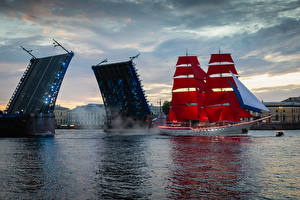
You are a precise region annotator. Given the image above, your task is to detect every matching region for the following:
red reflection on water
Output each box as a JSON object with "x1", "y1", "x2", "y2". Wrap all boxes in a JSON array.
[{"x1": 166, "y1": 136, "x2": 253, "y2": 199}]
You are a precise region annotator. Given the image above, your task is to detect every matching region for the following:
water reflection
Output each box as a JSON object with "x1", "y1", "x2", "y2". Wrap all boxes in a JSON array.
[
  {"x1": 1, "y1": 131, "x2": 299, "y2": 199},
  {"x1": 166, "y1": 136, "x2": 255, "y2": 199},
  {"x1": 94, "y1": 135, "x2": 152, "y2": 199},
  {"x1": 0, "y1": 138, "x2": 53, "y2": 199}
]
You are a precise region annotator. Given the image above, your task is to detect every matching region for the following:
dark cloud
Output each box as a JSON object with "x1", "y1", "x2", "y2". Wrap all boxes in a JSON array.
[
  {"x1": 1, "y1": 0, "x2": 297, "y2": 32},
  {"x1": 0, "y1": 36, "x2": 66, "y2": 62},
  {"x1": 0, "y1": 0, "x2": 299, "y2": 107},
  {"x1": 253, "y1": 84, "x2": 300, "y2": 101}
]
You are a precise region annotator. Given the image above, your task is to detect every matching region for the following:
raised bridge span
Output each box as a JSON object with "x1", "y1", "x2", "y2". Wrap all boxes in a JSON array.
[
  {"x1": 0, "y1": 41, "x2": 73, "y2": 137},
  {"x1": 92, "y1": 59, "x2": 151, "y2": 130},
  {"x1": 6, "y1": 53, "x2": 73, "y2": 115}
]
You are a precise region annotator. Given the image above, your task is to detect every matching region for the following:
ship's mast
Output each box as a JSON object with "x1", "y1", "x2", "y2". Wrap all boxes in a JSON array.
[
  {"x1": 186, "y1": 49, "x2": 190, "y2": 126},
  {"x1": 219, "y1": 48, "x2": 223, "y2": 92},
  {"x1": 186, "y1": 49, "x2": 189, "y2": 91}
]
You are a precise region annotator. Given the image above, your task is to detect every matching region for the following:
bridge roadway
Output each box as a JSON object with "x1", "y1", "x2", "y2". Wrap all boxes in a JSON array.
[
  {"x1": 92, "y1": 60, "x2": 151, "y2": 130},
  {"x1": 1, "y1": 52, "x2": 73, "y2": 137}
]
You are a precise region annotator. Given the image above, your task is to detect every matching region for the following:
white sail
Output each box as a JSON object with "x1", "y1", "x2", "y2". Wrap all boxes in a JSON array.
[{"x1": 230, "y1": 72, "x2": 269, "y2": 112}]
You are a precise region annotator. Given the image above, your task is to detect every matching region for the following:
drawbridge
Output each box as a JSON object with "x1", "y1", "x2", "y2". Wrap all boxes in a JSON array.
[
  {"x1": 0, "y1": 40, "x2": 73, "y2": 136},
  {"x1": 92, "y1": 57, "x2": 151, "y2": 129}
]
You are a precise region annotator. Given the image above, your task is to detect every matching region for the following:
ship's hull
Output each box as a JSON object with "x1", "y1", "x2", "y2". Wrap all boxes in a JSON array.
[
  {"x1": 0, "y1": 114, "x2": 55, "y2": 137},
  {"x1": 159, "y1": 122, "x2": 252, "y2": 136},
  {"x1": 159, "y1": 117, "x2": 271, "y2": 136}
]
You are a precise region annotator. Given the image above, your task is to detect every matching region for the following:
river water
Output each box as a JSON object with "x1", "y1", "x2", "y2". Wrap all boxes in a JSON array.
[{"x1": 0, "y1": 130, "x2": 299, "y2": 199}]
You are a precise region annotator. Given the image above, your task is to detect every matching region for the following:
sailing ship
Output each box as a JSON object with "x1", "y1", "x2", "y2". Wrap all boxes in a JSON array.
[{"x1": 159, "y1": 53, "x2": 270, "y2": 136}]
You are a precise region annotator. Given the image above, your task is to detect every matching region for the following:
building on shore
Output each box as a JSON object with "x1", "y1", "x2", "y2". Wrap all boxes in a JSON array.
[
  {"x1": 68, "y1": 104, "x2": 105, "y2": 128},
  {"x1": 261, "y1": 102, "x2": 300, "y2": 123},
  {"x1": 282, "y1": 96, "x2": 300, "y2": 103},
  {"x1": 251, "y1": 101, "x2": 300, "y2": 130},
  {"x1": 54, "y1": 105, "x2": 70, "y2": 127},
  {"x1": 150, "y1": 105, "x2": 161, "y2": 116}
]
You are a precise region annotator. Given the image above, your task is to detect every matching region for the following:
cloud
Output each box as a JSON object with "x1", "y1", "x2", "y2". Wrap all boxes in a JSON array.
[
  {"x1": 252, "y1": 84, "x2": 300, "y2": 93},
  {"x1": 264, "y1": 52, "x2": 300, "y2": 63},
  {"x1": 241, "y1": 72, "x2": 300, "y2": 96},
  {"x1": 0, "y1": 0, "x2": 299, "y2": 109},
  {"x1": 252, "y1": 85, "x2": 300, "y2": 102}
]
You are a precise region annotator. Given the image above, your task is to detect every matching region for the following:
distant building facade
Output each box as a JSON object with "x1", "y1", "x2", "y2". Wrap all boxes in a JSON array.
[
  {"x1": 260, "y1": 102, "x2": 300, "y2": 123},
  {"x1": 150, "y1": 105, "x2": 161, "y2": 116},
  {"x1": 68, "y1": 104, "x2": 106, "y2": 128},
  {"x1": 54, "y1": 105, "x2": 69, "y2": 127},
  {"x1": 252, "y1": 101, "x2": 300, "y2": 130},
  {"x1": 282, "y1": 96, "x2": 300, "y2": 103}
]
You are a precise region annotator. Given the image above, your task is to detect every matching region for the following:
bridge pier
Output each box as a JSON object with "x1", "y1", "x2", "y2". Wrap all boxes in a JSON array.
[{"x1": 0, "y1": 114, "x2": 56, "y2": 137}]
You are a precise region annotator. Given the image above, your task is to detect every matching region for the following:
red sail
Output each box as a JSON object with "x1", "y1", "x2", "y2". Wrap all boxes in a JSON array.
[
  {"x1": 167, "y1": 108, "x2": 177, "y2": 122},
  {"x1": 172, "y1": 105, "x2": 198, "y2": 121},
  {"x1": 174, "y1": 67, "x2": 193, "y2": 77},
  {"x1": 205, "y1": 106, "x2": 222, "y2": 122},
  {"x1": 206, "y1": 77, "x2": 236, "y2": 89},
  {"x1": 203, "y1": 52, "x2": 251, "y2": 123},
  {"x1": 209, "y1": 53, "x2": 234, "y2": 64},
  {"x1": 207, "y1": 64, "x2": 238, "y2": 75},
  {"x1": 198, "y1": 108, "x2": 209, "y2": 121},
  {"x1": 172, "y1": 91, "x2": 197, "y2": 106},
  {"x1": 167, "y1": 54, "x2": 251, "y2": 123},
  {"x1": 176, "y1": 56, "x2": 200, "y2": 65},
  {"x1": 219, "y1": 106, "x2": 235, "y2": 121},
  {"x1": 206, "y1": 91, "x2": 252, "y2": 122},
  {"x1": 204, "y1": 90, "x2": 251, "y2": 122},
  {"x1": 226, "y1": 92, "x2": 252, "y2": 120},
  {"x1": 172, "y1": 78, "x2": 197, "y2": 90},
  {"x1": 188, "y1": 57, "x2": 207, "y2": 80},
  {"x1": 204, "y1": 91, "x2": 233, "y2": 106},
  {"x1": 187, "y1": 56, "x2": 210, "y2": 121},
  {"x1": 206, "y1": 106, "x2": 235, "y2": 122},
  {"x1": 168, "y1": 56, "x2": 208, "y2": 122},
  {"x1": 203, "y1": 90, "x2": 251, "y2": 122},
  {"x1": 197, "y1": 91, "x2": 208, "y2": 120}
]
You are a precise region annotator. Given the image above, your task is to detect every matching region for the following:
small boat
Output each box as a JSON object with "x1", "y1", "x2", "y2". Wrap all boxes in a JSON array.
[
  {"x1": 275, "y1": 130, "x2": 284, "y2": 137},
  {"x1": 159, "y1": 53, "x2": 270, "y2": 136}
]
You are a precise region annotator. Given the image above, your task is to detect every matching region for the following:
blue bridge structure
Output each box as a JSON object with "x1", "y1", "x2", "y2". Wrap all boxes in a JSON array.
[
  {"x1": 92, "y1": 59, "x2": 151, "y2": 130},
  {"x1": 0, "y1": 40, "x2": 73, "y2": 137}
]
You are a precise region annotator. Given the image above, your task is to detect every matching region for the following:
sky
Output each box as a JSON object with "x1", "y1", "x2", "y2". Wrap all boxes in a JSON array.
[{"x1": 0, "y1": 0, "x2": 299, "y2": 110}]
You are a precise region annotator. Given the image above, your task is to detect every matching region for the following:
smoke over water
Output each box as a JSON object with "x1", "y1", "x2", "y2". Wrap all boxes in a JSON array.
[{"x1": 106, "y1": 115, "x2": 159, "y2": 135}]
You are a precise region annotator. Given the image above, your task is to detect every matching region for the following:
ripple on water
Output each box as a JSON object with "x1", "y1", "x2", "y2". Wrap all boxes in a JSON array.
[{"x1": 0, "y1": 130, "x2": 299, "y2": 199}]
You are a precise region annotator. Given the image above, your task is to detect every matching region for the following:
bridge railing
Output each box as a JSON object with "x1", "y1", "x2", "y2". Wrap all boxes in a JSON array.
[
  {"x1": 42, "y1": 52, "x2": 74, "y2": 113},
  {"x1": 5, "y1": 59, "x2": 34, "y2": 113}
]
